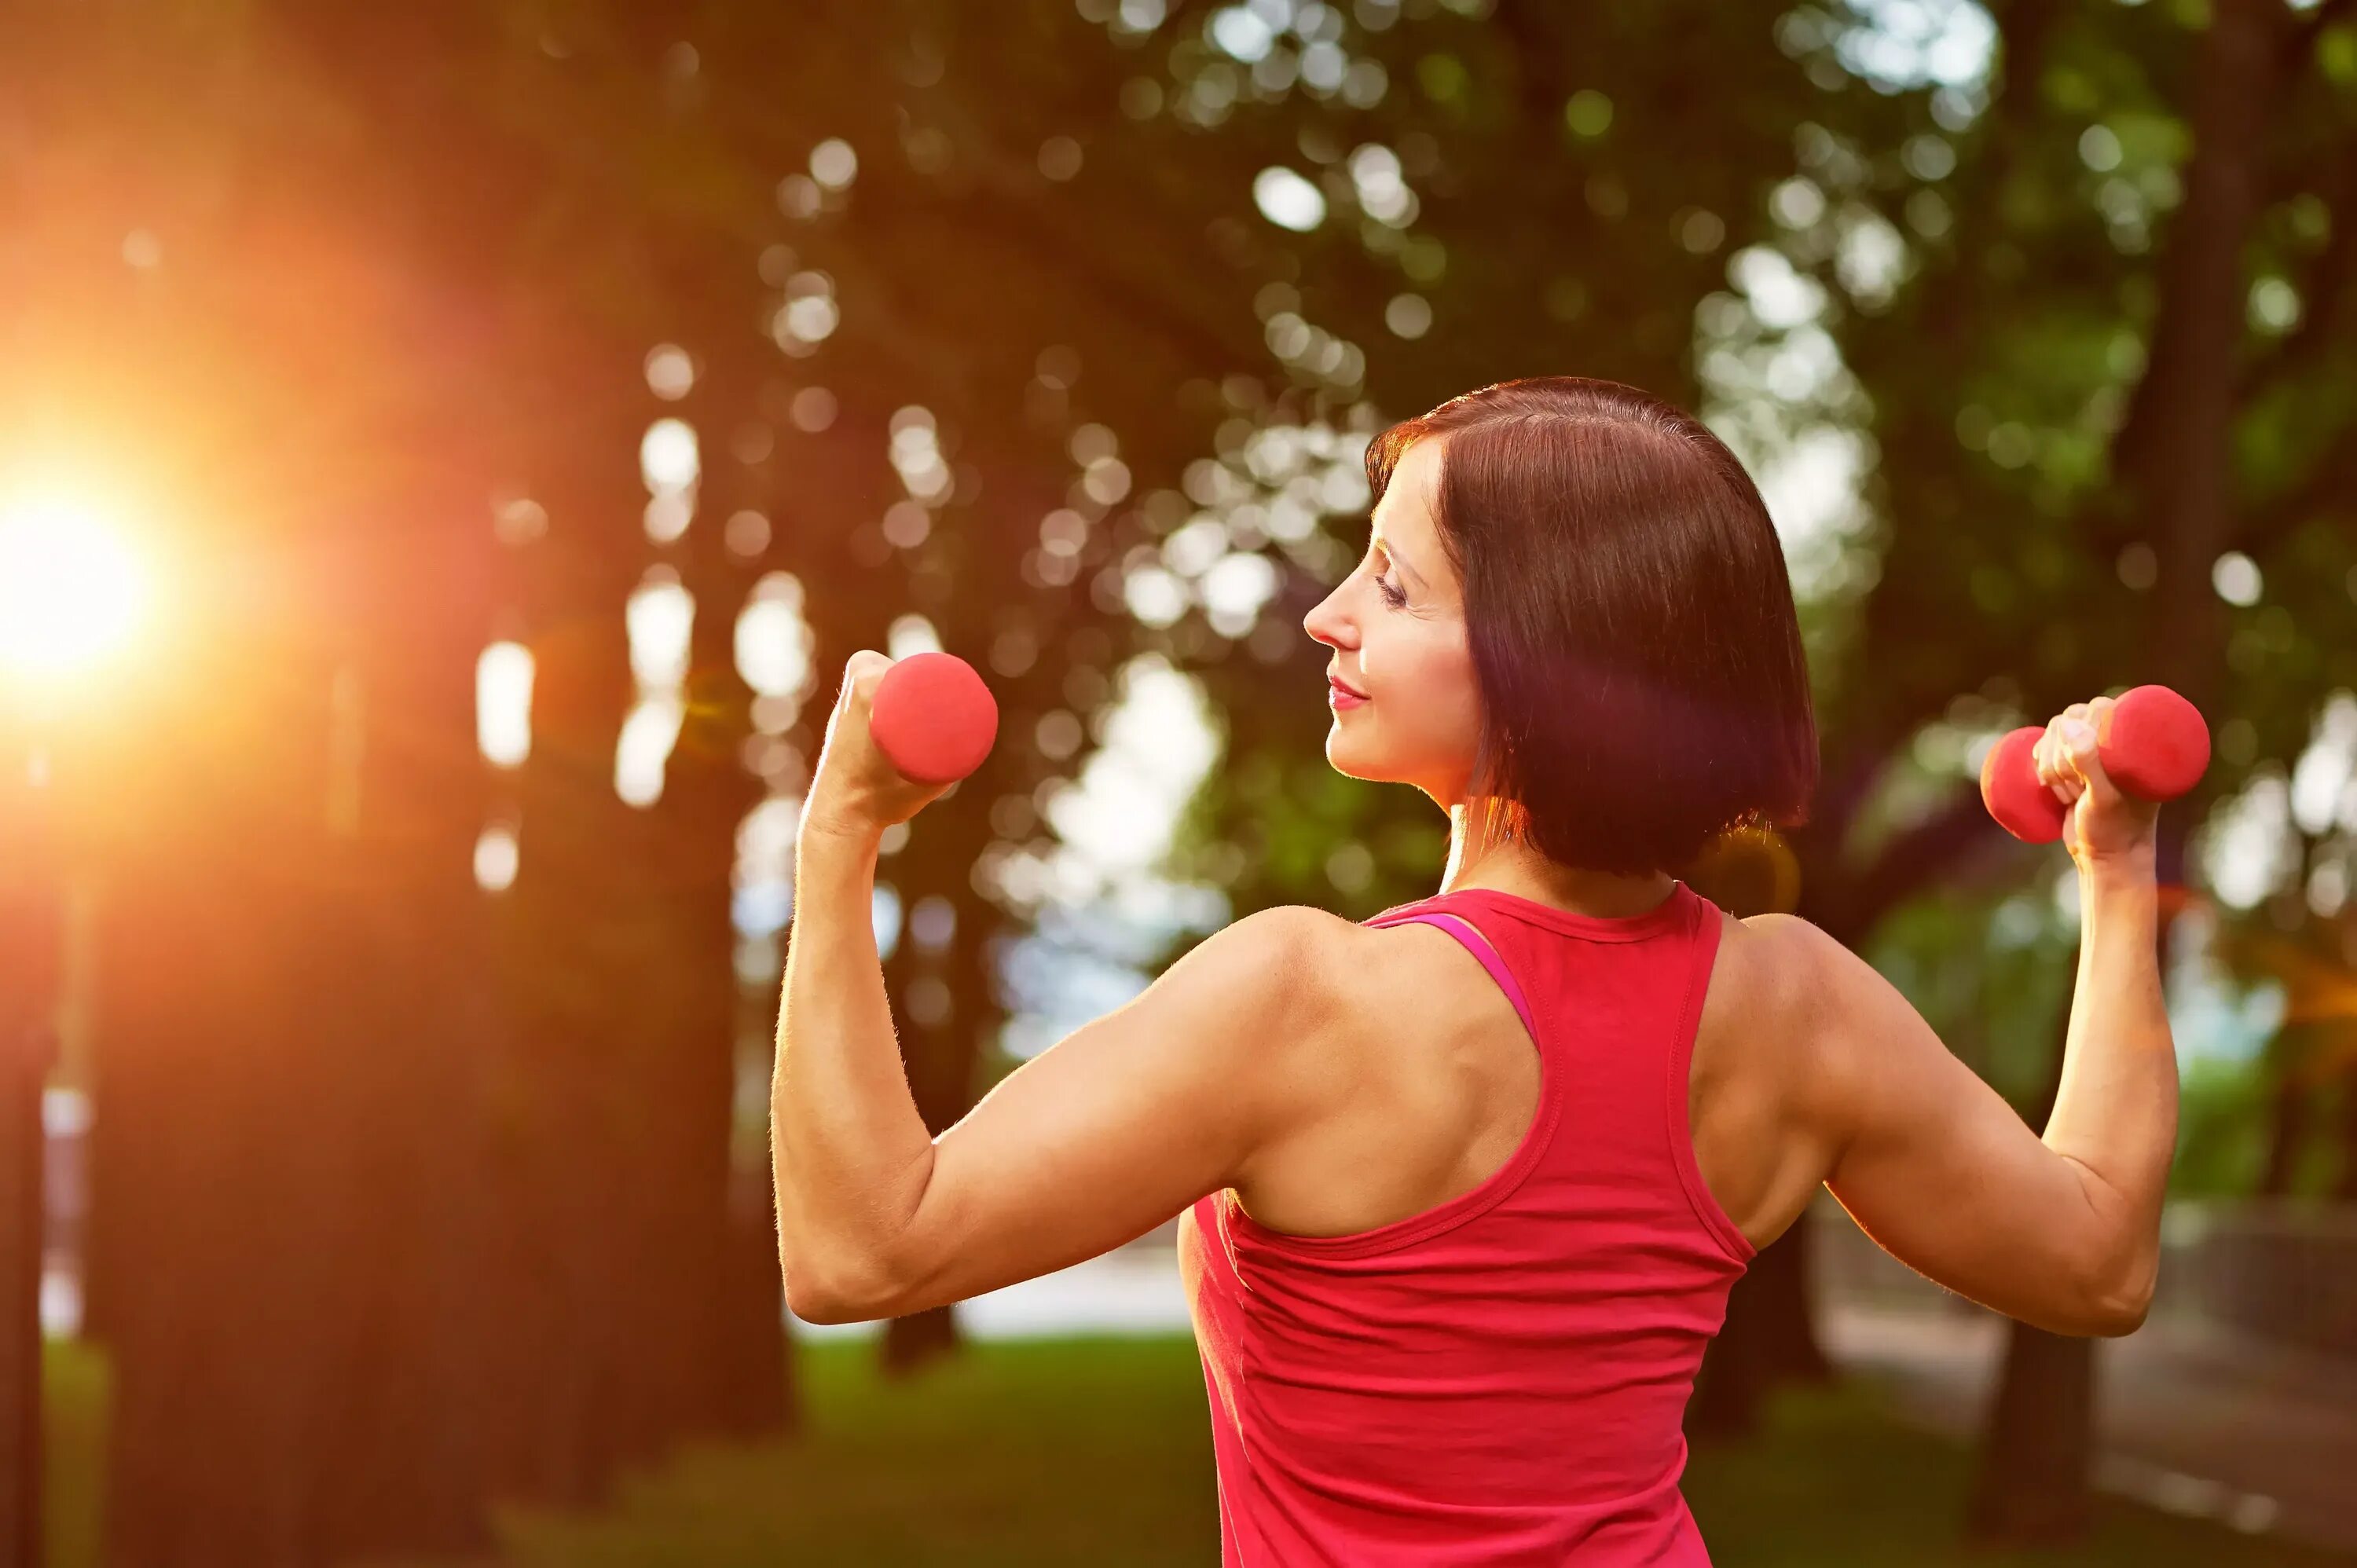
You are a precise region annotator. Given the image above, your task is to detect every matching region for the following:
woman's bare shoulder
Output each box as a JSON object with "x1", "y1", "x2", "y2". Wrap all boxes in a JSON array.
[
  {"x1": 1721, "y1": 910, "x2": 1925, "y2": 1140},
  {"x1": 1721, "y1": 912, "x2": 1858, "y2": 1069},
  {"x1": 1685, "y1": 910, "x2": 1863, "y2": 1242}
]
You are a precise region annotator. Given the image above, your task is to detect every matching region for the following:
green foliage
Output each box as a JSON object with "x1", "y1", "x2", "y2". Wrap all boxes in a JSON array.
[
  {"x1": 1862, "y1": 879, "x2": 2077, "y2": 1116},
  {"x1": 1164, "y1": 2, "x2": 1858, "y2": 922},
  {"x1": 1199, "y1": 0, "x2": 2357, "y2": 1222},
  {"x1": 28, "y1": 0, "x2": 2357, "y2": 1545},
  {"x1": 2172, "y1": 1055, "x2": 2278, "y2": 1198}
]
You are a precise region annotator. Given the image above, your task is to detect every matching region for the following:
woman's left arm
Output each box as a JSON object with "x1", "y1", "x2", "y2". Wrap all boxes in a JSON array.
[{"x1": 774, "y1": 822, "x2": 1335, "y2": 1324}]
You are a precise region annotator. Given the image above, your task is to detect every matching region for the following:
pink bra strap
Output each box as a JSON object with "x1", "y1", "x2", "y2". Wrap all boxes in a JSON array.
[{"x1": 1365, "y1": 910, "x2": 1539, "y2": 1049}]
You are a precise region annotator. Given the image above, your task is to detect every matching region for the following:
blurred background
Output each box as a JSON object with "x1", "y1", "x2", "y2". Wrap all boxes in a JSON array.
[{"x1": 2, "y1": 0, "x2": 2355, "y2": 1563}]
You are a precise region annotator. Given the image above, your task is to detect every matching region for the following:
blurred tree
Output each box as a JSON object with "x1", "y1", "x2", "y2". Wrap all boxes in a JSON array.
[
  {"x1": 3, "y1": 3, "x2": 810, "y2": 1558},
  {"x1": 12, "y1": 0, "x2": 1336, "y2": 1552},
  {"x1": 2218, "y1": 910, "x2": 2357, "y2": 1196},
  {"x1": 510, "y1": 0, "x2": 2357, "y2": 1541},
  {"x1": 17, "y1": 0, "x2": 2357, "y2": 1559},
  {"x1": 1750, "y1": 0, "x2": 2357, "y2": 1543},
  {"x1": 0, "y1": 745, "x2": 62, "y2": 1568},
  {"x1": 1146, "y1": 0, "x2": 2357, "y2": 1526}
]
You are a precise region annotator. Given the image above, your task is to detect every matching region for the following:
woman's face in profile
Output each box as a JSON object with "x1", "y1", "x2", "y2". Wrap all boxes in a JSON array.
[{"x1": 1302, "y1": 434, "x2": 1483, "y2": 808}]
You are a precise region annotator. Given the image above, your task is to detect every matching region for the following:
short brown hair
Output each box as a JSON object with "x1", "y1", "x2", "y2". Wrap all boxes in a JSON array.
[{"x1": 1366, "y1": 376, "x2": 1818, "y2": 877}]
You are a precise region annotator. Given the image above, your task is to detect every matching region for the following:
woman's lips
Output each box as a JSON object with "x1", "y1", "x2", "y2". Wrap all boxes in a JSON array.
[{"x1": 1329, "y1": 680, "x2": 1368, "y2": 709}]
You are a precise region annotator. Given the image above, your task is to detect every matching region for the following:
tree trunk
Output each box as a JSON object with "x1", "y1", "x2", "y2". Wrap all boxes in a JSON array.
[
  {"x1": 0, "y1": 767, "x2": 58, "y2": 1568},
  {"x1": 1967, "y1": 816, "x2": 2193, "y2": 1544},
  {"x1": 2333, "y1": 1069, "x2": 2357, "y2": 1202},
  {"x1": 1686, "y1": 1225, "x2": 1831, "y2": 1439},
  {"x1": 1745, "y1": 1222, "x2": 1831, "y2": 1390},
  {"x1": 2258, "y1": 1070, "x2": 2308, "y2": 1196},
  {"x1": 84, "y1": 456, "x2": 524, "y2": 1566},
  {"x1": 489, "y1": 406, "x2": 748, "y2": 1504},
  {"x1": 298, "y1": 498, "x2": 512, "y2": 1562},
  {"x1": 658, "y1": 336, "x2": 794, "y2": 1444},
  {"x1": 1965, "y1": 1322, "x2": 2099, "y2": 1544},
  {"x1": 88, "y1": 653, "x2": 376, "y2": 1568},
  {"x1": 880, "y1": 1305, "x2": 962, "y2": 1379}
]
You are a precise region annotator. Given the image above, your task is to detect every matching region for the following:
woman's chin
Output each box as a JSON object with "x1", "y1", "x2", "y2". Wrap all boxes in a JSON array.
[{"x1": 1322, "y1": 734, "x2": 1384, "y2": 782}]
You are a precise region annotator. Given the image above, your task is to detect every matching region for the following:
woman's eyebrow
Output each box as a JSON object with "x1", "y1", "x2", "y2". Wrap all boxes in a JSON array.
[{"x1": 1373, "y1": 531, "x2": 1428, "y2": 590}]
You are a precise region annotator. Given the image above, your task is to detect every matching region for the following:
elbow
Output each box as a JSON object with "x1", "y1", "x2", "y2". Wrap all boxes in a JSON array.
[
  {"x1": 783, "y1": 1281, "x2": 859, "y2": 1326},
  {"x1": 2025, "y1": 1291, "x2": 2146, "y2": 1339},
  {"x1": 2052, "y1": 1168, "x2": 2160, "y2": 1337},
  {"x1": 2069, "y1": 1252, "x2": 2156, "y2": 1339},
  {"x1": 2084, "y1": 1284, "x2": 2152, "y2": 1339},
  {"x1": 779, "y1": 1261, "x2": 845, "y2": 1324},
  {"x1": 782, "y1": 1252, "x2": 897, "y2": 1327}
]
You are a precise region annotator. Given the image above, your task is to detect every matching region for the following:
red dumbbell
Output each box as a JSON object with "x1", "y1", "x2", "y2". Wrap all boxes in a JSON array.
[
  {"x1": 1978, "y1": 684, "x2": 2211, "y2": 844},
  {"x1": 870, "y1": 651, "x2": 1000, "y2": 785}
]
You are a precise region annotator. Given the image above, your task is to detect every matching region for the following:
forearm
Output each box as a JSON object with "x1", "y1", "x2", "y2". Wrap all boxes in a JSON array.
[
  {"x1": 772, "y1": 824, "x2": 934, "y2": 1306},
  {"x1": 2042, "y1": 849, "x2": 2176, "y2": 1316}
]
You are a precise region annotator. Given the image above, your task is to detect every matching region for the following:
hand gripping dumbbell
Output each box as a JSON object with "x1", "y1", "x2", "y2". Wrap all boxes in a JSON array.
[{"x1": 1978, "y1": 684, "x2": 2211, "y2": 844}]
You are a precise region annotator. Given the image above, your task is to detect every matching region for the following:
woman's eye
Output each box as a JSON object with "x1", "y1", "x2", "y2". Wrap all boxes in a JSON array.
[{"x1": 1376, "y1": 577, "x2": 1407, "y2": 606}]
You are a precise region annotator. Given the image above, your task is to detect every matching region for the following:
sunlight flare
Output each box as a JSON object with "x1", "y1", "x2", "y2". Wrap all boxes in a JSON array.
[{"x1": 0, "y1": 488, "x2": 149, "y2": 680}]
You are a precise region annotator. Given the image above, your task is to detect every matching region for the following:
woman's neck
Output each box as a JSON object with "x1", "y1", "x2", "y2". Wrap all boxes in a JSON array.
[{"x1": 1439, "y1": 799, "x2": 1677, "y2": 918}]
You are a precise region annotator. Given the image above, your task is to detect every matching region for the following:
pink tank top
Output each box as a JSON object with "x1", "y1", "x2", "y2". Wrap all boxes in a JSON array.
[{"x1": 1175, "y1": 881, "x2": 1753, "y2": 1566}]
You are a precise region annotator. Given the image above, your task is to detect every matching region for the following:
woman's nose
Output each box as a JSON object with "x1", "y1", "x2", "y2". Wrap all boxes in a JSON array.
[{"x1": 1303, "y1": 587, "x2": 1353, "y2": 648}]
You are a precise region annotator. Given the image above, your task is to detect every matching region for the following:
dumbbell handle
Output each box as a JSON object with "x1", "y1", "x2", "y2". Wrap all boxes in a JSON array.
[{"x1": 1979, "y1": 684, "x2": 2210, "y2": 844}]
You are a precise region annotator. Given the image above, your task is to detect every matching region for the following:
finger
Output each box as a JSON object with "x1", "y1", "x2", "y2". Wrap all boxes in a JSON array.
[
  {"x1": 2058, "y1": 714, "x2": 2118, "y2": 807},
  {"x1": 2038, "y1": 718, "x2": 2078, "y2": 804},
  {"x1": 831, "y1": 655, "x2": 874, "y2": 728},
  {"x1": 842, "y1": 650, "x2": 890, "y2": 702}
]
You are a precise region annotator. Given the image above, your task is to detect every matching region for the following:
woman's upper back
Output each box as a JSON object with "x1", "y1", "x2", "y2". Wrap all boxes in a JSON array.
[
  {"x1": 1229, "y1": 879, "x2": 1823, "y2": 1256},
  {"x1": 1237, "y1": 870, "x2": 2148, "y2": 1339},
  {"x1": 1176, "y1": 880, "x2": 1773, "y2": 1565}
]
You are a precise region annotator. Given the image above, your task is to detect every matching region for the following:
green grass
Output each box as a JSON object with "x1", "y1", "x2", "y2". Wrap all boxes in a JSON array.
[
  {"x1": 46, "y1": 1332, "x2": 2353, "y2": 1566},
  {"x1": 42, "y1": 1338, "x2": 109, "y2": 1568}
]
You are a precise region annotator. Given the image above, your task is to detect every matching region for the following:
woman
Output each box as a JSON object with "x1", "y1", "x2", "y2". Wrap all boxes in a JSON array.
[{"x1": 776, "y1": 376, "x2": 2176, "y2": 1566}]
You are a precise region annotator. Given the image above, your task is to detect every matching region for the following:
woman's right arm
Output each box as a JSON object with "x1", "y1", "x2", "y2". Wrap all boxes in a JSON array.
[{"x1": 1778, "y1": 700, "x2": 2178, "y2": 1336}]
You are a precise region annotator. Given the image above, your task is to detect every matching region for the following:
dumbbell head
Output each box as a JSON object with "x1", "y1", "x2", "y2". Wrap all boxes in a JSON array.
[
  {"x1": 870, "y1": 651, "x2": 999, "y2": 785},
  {"x1": 1981, "y1": 727, "x2": 2067, "y2": 844},
  {"x1": 2102, "y1": 684, "x2": 2210, "y2": 801}
]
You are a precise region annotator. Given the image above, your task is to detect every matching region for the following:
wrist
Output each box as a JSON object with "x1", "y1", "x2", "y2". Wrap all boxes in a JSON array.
[
  {"x1": 797, "y1": 816, "x2": 885, "y2": 862},
  {"x1": 2078, "y1": 844, "x2": 2157, "y2": 885}
]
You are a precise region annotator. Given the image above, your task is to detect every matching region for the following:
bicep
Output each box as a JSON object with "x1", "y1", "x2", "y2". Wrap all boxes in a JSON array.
[
  {"x1": 1779, "y1": 918, "x2": 2120, "y2": 1335},
  {"x1": 867, "y1": 906, "x2": 1327, "y2": 1321}
]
